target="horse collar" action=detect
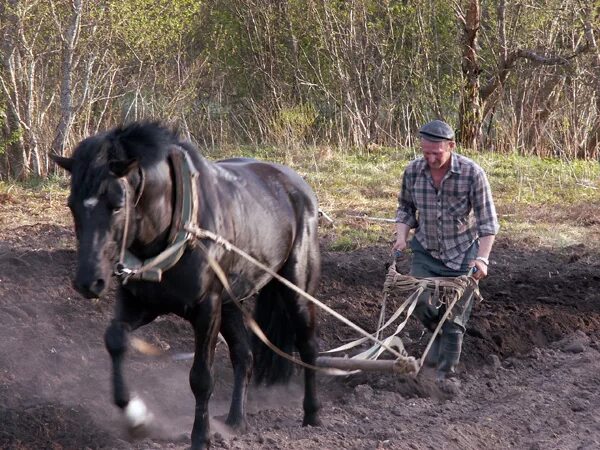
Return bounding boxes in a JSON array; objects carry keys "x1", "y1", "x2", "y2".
[{"x1": 115, "y1": 146, "x2": 199, "y2": 284}]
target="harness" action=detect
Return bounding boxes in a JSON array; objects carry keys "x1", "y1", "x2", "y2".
[{"x1": 114, "y1": 147, "x2": 199, "y2": 284}]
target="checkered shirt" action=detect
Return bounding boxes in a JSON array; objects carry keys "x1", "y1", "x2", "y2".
[{"x1": 395, "y1": 152, "x2": 499, "y2": 270}]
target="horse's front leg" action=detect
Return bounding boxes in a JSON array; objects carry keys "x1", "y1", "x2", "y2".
[
  {"x1": 189, "y1": 295, "x2": 221, "y2": 450},
  {"x1": 220, "y1": 301, "x2": 252, "y2": 431},
  {"x1": 104, "y1": 293, "x2": 157, "y2": 430}
]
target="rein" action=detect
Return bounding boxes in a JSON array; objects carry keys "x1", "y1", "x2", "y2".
[
  {"x1": 117, "y1": 177, "x2": 131, "y2": 270},
  {"x1": 186, "y1": 226, "x2": 479, "y2": 376},
  {"x1": 186, "y1": 225, "x2": 410, "y2": 374}
]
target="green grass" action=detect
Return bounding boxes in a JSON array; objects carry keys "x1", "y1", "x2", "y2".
[
  {"x1": 4, "y1": 146, "x2": 600, "y2": 252},
  {"x1": 0, "y1": 177, "x2": 71, "y2": 229},
  {"x1": 475, "y1": 151, "x2": 600, "y2": 207},
  {"x1": 271, "y1": 146, "x2": 600, "y2": 252}
]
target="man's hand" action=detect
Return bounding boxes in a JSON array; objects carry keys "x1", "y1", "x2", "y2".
[
  {"x1": 392, "y1": 238, "x2": 407, "y2": 256},
  {"x1": 468, "y1": 259, "x2": 488, "y2": 280},
  {"x1": 393, "y1": 222, "x2": 411, "y2": 257}
]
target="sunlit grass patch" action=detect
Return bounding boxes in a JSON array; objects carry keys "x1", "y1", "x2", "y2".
[
  {"x1": 500, "y1": 220, "x2": 598, "y2": 250},
  {"x1": 0, "y1": 177, "x2": 70, "y2": 229},
  {"x1": 474, "y1": 151, "x2": 600, "y2": 208},
  {"x1": 306, "y1": 147, "x2": 600, "y2": 251},
  {"x1": 326, "y1": 222, "x2": 391, "y2": 252},
  {"x1": 4, "y1": 145, "x2": 600, "y2": 252}
]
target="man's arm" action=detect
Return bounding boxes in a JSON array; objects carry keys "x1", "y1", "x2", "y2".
[
  {"x1": 477, "y1": 234, "x2": 495, "y2": 260},
  {"x1": 393, "y1": 222, "x2": 411, "y2": 253},
  {"x1": 468, "y1": 167, "x2": 499, "y2": 279},
  {"x1": 471, "y1": 168, "x2": 500, "y2": 237},
  {"x1": 393, "y1": 168, "x2": 417, "y2": 254},
  {"x1": 469, "y1": 233, "x2": 496, "y2": 280}
]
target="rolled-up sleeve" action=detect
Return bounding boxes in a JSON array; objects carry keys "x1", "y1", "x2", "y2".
[
  {"x1": 471, "y1": 168, "x2": 499, "y2": 236},
  {"x1": 396, "y1": 172, "x2": 418, "y2": 228}
]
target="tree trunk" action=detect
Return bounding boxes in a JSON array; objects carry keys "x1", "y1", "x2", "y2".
[
  {"x1": 584, "y1": 21, "x2": 600, "y2": 159},
  {"x1": 51, "y1": 0, "x2": 83, "y2": 158},
  {"x1": 0, "y1": 0, "x2": 27, "y2": 179},
  {"x1": 3, "y1": 104, "x2": 27, "y2": 179},
  {"x1": 457, "y1": 0, "x2": 482, "y2": 150}
]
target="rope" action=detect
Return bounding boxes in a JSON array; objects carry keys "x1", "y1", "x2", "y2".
[
  {"x1": 324, "y1": 264, "x2": 480, "y2": 374},
  {"x1": 185, "y1": 225, "x2": 406, "y2": 361},
  {"x1": 379, "y1": 266, "x2": 480, "y2": 374},
  {"x1": 182, "y1": 225, "x2": 478, "y2": 377},
  {"x1": 383, "y1": 269, "x2": 480, "y2": 305},
  {"x1": 193, "y1": 240, "x2": 344, "y2": 375}
]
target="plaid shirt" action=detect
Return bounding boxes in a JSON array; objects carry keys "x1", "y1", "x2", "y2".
[{"x1": 396, "y1": 152, "x2": 499, "y2": 270}]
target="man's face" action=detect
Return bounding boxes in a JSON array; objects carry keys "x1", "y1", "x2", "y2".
[{"x1": 421, "y1": 139, "x2": 454, "y2": 170}]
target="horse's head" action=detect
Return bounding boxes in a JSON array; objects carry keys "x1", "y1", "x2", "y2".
[
  {"x1": 53, "y1": 138, "x2": 142, "y2": 298},
  {"x1": 54, "y1": 122, "x2": 188, "y2": 298}
]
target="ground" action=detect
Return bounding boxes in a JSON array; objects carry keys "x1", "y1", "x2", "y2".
[{"x1": 1, "y1": 223, "x2": 600, "y2": 450}]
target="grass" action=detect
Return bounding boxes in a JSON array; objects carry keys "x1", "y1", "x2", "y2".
[
  {"x1": 0, "y1": 176, "x2": 71, "y2": 229},
  {"x1": 469, "y1": 151, "x2": 600, "y2": 251},
  {"x1": 3, "y1": 146, "x2": 600, "y2": 252},
  {"x1": 261, "y1": 145, "x2": 600, "y2": 252}
]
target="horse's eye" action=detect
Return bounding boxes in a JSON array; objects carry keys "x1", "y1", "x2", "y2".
[{"x1": 107, "y1": 186, "x2": 125, "y2": 214}]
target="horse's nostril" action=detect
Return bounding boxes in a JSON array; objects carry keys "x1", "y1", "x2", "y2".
[
  {"x1": 74, "y1": 276, "x2": 106, "y2": 299},
  {"x1": 89, "y1": 279, "x2": 106, "y2": 297}
]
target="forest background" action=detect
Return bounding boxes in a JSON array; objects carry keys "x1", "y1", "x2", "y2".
[{"x1": 0, "y1": 0, "x2": 599, "y2": 180}]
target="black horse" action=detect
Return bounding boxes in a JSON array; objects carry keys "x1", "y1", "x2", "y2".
[{"x1": 52, "y1": 121, "x2": 321, "y2": 449}]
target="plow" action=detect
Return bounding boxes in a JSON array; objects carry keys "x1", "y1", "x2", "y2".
[
  {"x1": 183, "y1": 225, "x2": 480, "y2": 378},
  {"x1": 128, "y1": 223, "x2": 480, "y2": 379},
  {"x1": 132, "y1": 257, "x2": 479, "y2": 379},
  {"x1": 314, "y1": 262, "x2": 480, "y2": 377}
]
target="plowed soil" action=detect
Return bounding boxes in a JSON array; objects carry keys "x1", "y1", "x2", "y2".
[{"x1": 1, "y1": 223, "x2": 600, "y2": 450}]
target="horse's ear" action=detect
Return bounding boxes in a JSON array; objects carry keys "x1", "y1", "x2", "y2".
[
  {"x1": 50, "y1": 154, "x2": 74, "y2": 173},
  {"x1": 109, "y1": 158, "x2": 139, "y2": 178}
]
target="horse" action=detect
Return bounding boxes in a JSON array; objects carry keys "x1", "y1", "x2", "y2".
[{"x1": 52, "y1": 121, "x2": 322, "y2": 450}]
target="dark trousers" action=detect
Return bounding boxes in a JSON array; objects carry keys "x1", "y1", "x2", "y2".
[
  {"x1": 409, "y1": 238, "x2": 478, "y2": 377},
  {"x1": 409, "y1": 238, "x2": 476, "y2": 332}
]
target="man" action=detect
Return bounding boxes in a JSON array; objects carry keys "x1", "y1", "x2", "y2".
[{"x1": 392, "y1": 119, "x2": 499, "y2": 383}]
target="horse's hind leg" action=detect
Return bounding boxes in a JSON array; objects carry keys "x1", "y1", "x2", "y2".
[
  {"x1": 289, "y1": 298, "x2": 321, "y2": 427},
  {"x1": 219, "y1": 301, "x2": 252, "y2": 431},
  {"x1": 104, "y1": 292, "x2": 157, "y2": 428},
  {"x1": 281, "y1": 237, "x2": 321, "y2": 427}
]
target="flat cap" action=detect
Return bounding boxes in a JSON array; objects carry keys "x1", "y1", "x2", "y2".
[{"x1": 419, "y1": 120, "x2": 455, "y2": 142}]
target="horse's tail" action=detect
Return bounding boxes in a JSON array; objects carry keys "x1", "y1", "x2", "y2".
[{"x1": 252, "y1": 281, "x2": 296, "y2": 385}]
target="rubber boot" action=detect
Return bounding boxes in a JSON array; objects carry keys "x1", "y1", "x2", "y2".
[{"x1": 436, "y1": 328, "x2": 463, "y2": 381}]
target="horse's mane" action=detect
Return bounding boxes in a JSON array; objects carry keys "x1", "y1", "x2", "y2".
[
  {"x1": 71, "y1": 121, "x2": 185, "y2": 194},
  {"x1": 78, "y1": 121, "x2": 182, "y2": 166}
]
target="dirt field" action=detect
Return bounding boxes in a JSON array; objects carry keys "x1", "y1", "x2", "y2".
[{"x1": 2, "y1": 222, "x2": 600, "y2": 450}]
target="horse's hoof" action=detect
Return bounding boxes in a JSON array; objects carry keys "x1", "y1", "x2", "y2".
[
  {"x1": 213, "y1": 413, "x2": 248, "y2": 434},
  {"x1": 225, "y1": 417, "x2": 248, "y2": 434},
  {"x1": 302, "y1": 415, "x2": 322, "y2": 427},
  {"x1": 124, "y1": 396, "x2": 154, "y2": 431}
]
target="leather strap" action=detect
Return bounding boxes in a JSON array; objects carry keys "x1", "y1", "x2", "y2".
[{"x1": 115, "y1": 146, "x2": 199, "y2": 284}]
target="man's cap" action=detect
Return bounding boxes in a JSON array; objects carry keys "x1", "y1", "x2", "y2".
[{"x1": 419, "y1": 120, "x2": 455, "y2": 142}]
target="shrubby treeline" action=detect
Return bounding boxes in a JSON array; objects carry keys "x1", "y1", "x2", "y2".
[{"x1": 0, "y1": 0, "x2": 598, "y2": 179}]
